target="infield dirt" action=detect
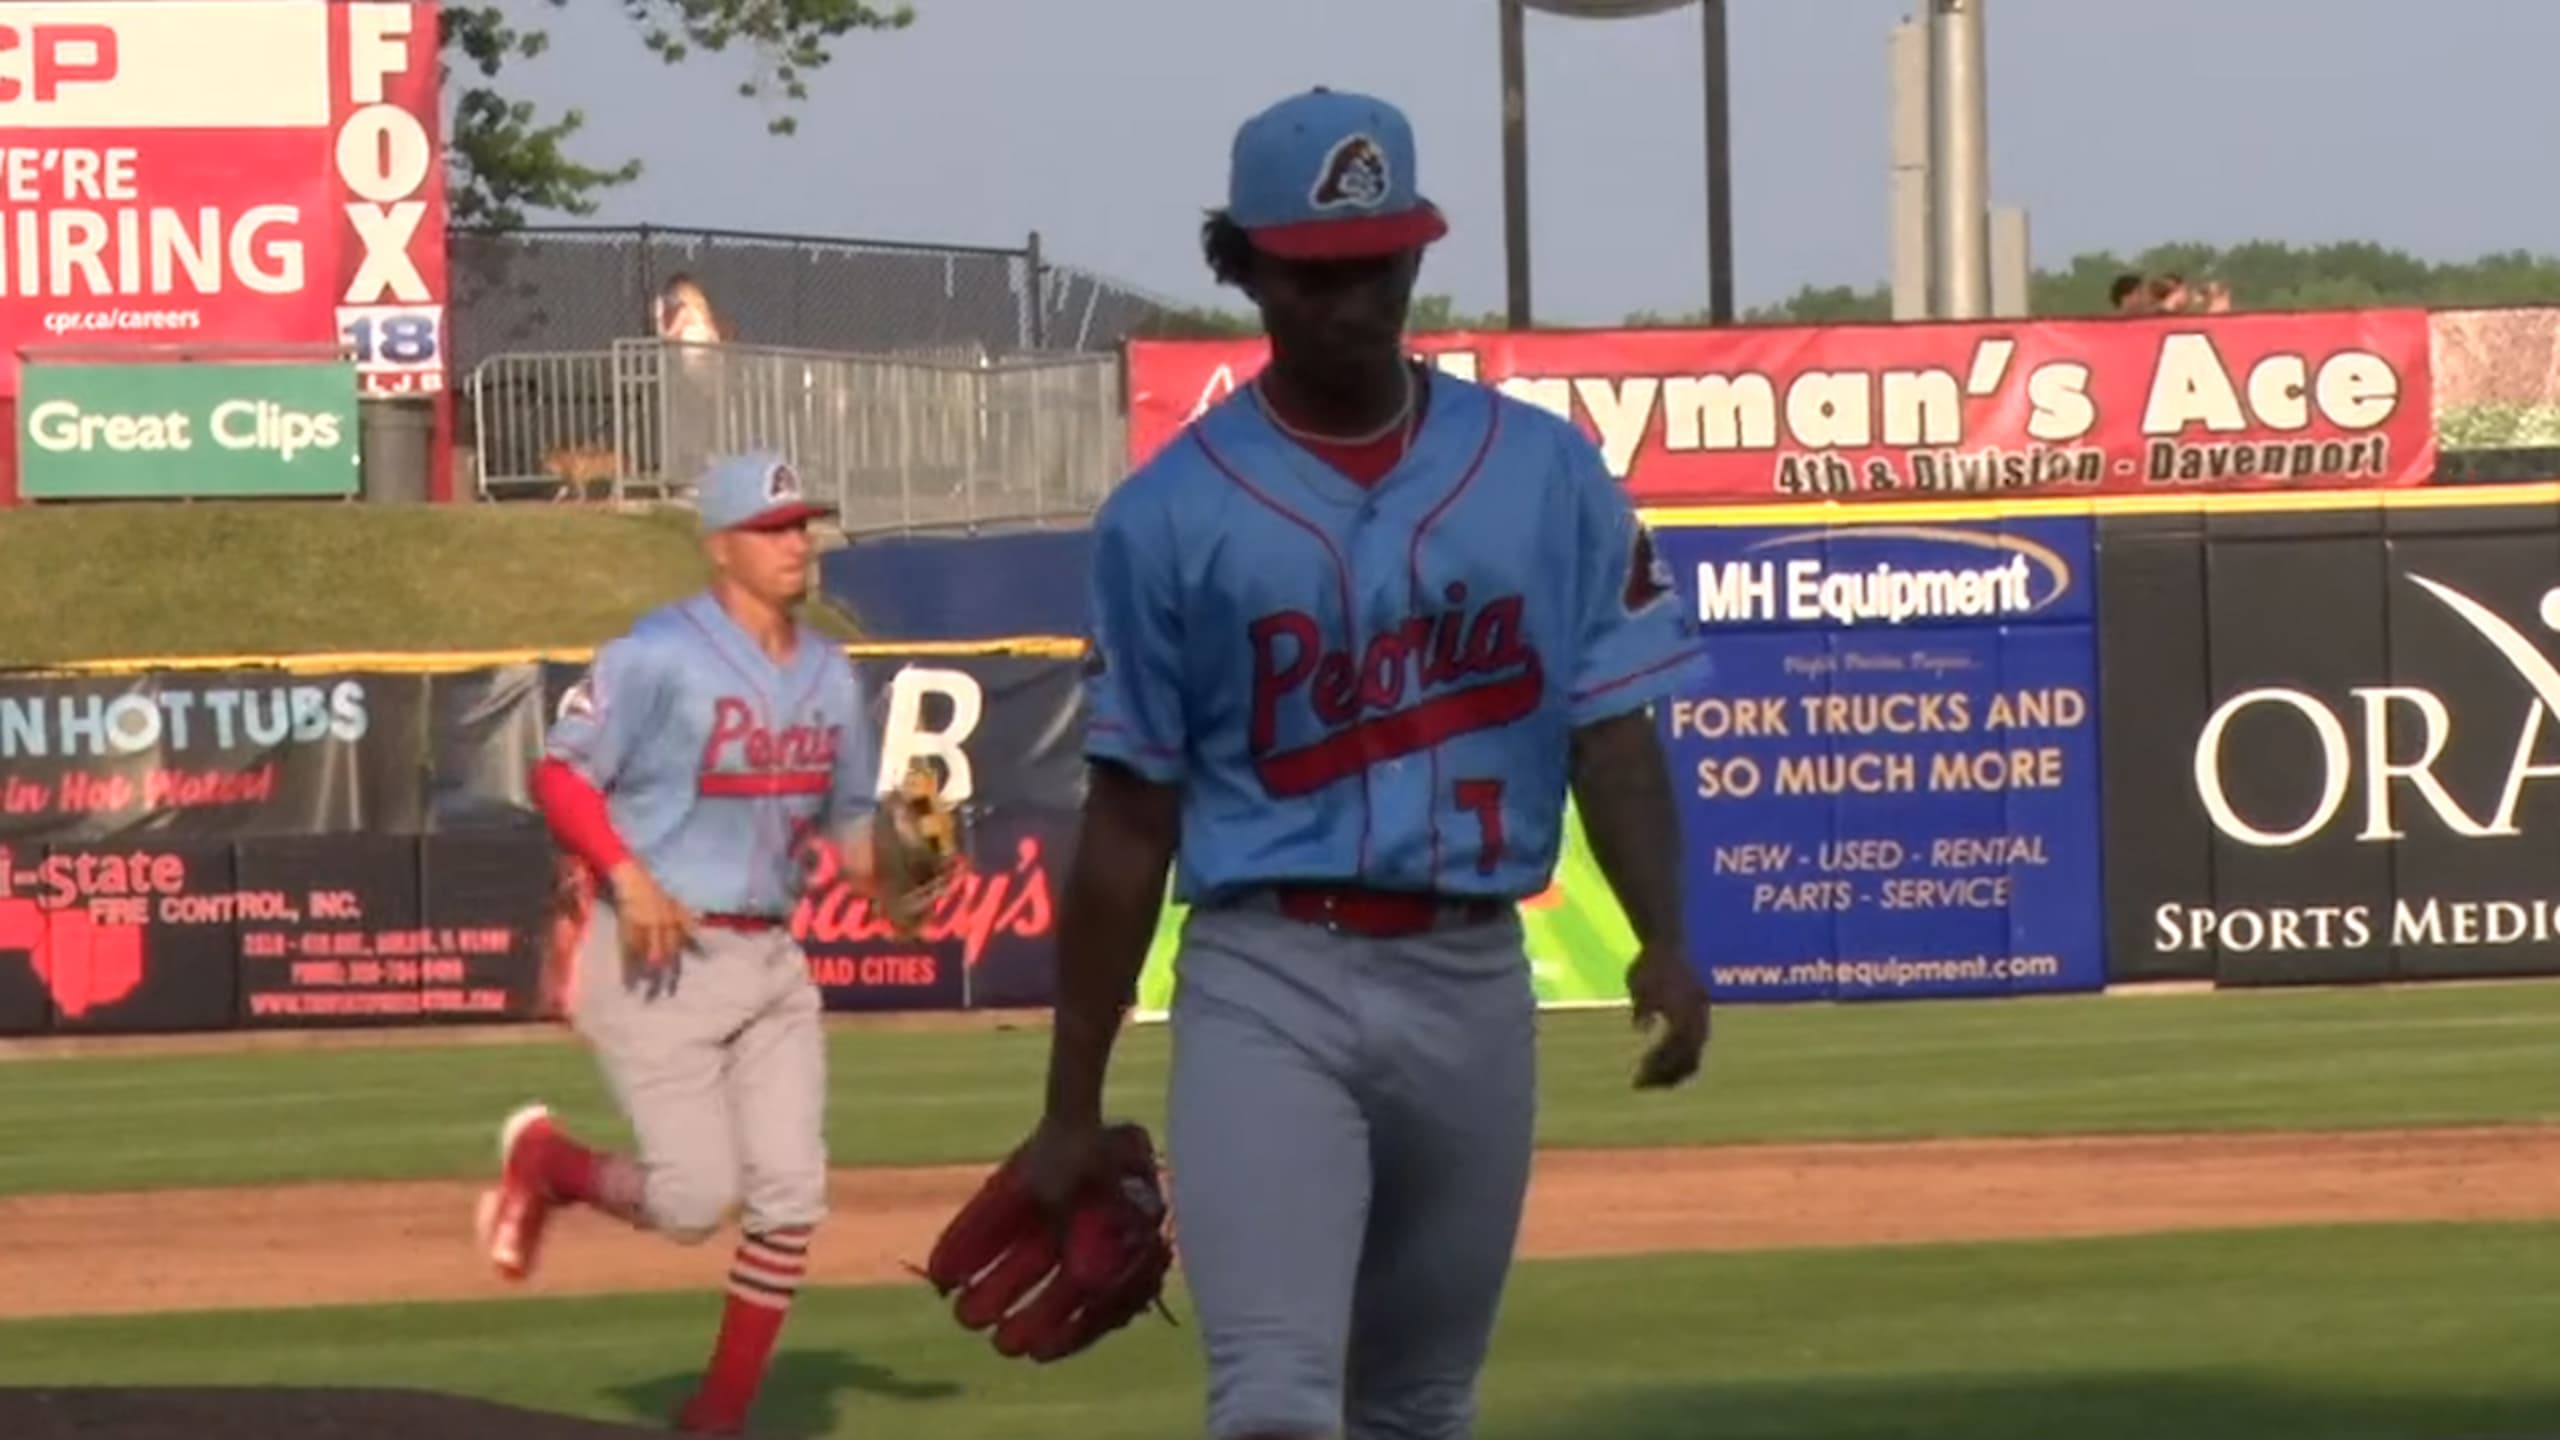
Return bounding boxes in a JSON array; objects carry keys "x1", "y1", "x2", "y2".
[{"x1": 4, "y1": 1126, "x2": 2555, "y2": 1321}]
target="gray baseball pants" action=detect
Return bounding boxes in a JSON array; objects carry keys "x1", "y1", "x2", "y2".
[{"x1": 1166, "y1": 900, "x2": 1539, "y2": 1440}]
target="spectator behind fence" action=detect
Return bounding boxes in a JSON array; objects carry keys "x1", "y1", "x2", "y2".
[
  {"x1": 657, "y1": 273, "x2": 727, "y2": 489},
  {"x1": 657, "y1": 273, "x2": 725, "y2": 344},
  {"x1": 2111, "y1": 273, "x2": 2155, "y2": 315}
]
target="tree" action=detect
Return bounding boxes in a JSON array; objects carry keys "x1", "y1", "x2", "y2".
[
  {"x1": 1700, "y1": 241, "x2": 2560, "y2": 327},
  {"x1": 1122, "y1": 304, "x2": 1259, "y2": 341},
  {"x1": 442, "y1": 1, "x2": 916, "y2": 230},
  {"x1": 1123, "y1": 293, "x2": 1517, "y2": 341},
  {"x1": 1123, "y1": 241, "x2": 2560, "y2": 342},
  {"x1": 1406, "y1": 294, "x2": 1514, "y2": 332}
]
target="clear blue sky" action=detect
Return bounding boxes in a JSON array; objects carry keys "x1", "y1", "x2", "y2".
[{"x1": 484, "y1": 0, "x2": 2558, "y2": 324}]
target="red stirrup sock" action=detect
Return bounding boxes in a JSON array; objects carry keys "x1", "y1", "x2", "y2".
[
  {"x1": 533, "y1": 1123, "x2": 647, "y2": 1226},
  {"x1": 685, "y1": 1226, "x2": 813, "y2": 1426}
]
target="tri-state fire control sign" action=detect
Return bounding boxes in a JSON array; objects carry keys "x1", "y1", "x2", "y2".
[
  {"x1": 0, "y1": 1, "x2": 448, "y2": 400},
  {"x1": 17, "y1": 360, "x2": 359, "y2": 498}
]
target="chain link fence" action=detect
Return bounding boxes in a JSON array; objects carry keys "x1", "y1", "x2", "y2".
[
  {"x1": 449, "y1": 223, "x2": 1184, "y2": 371},
  {"x1": 451, "y1": 223, "x2": 1190, "y2": 531}
]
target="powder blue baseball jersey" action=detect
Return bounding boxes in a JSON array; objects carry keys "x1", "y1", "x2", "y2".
[
  {"x1": 1083, "y1": 370, "x2": 1709, "y2": 904},
  {"x1": 549, "y1": 592, "x2": 879, "y2": 917}
]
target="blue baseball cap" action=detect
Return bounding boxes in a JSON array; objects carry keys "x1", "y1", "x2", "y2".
[
  {"x1": 694, "y1": 451, "x2": 835, "y2": 533},
  {"x1": 1227, "y1": 87, "x2": 1448, "y2": 260}
]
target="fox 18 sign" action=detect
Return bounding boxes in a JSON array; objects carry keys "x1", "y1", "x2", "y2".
[{"x1": 1648, "y1": 515, "x2": 2107, "y2": 1003}]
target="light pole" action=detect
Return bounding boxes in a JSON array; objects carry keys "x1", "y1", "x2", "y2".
[
  {"x1": 1928, "y1": 0, "x2": 1990, "y2": 318},
  {"x1": 1513, "y1": 0, "x2": 1733, "y2": 326},
  {"x1": 1500, "y1": 0, "x2": 1533, "y2": 328}
]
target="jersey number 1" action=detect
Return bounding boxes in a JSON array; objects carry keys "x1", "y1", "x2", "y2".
[{"x1": 1455, "y1": 778, "x2": 1506, "y2": 876}]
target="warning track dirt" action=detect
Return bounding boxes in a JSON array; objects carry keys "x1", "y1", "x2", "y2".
[{"x1": 1, "y1": 1126, "x2": 2553, "y2": 1320}]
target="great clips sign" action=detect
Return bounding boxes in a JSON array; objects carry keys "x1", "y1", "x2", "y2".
[
  {"x1": 1126, "y1": 309, "x2": 2435, "y2": 504},
  {"x1": 0, "y1": 2, "x2": 450, "y2": 397}
]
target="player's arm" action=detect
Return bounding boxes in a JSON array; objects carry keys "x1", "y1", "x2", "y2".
[
  {"x1": 536, "y1": 635, "x2": 655, "y2": 873},
  {"x1": 1043, "y1": 759, "x2": 1181, "y2": 1129},
  {"x1": 539, "y1": 636, "x2": 691, "y2": 964},
  {"x1": 1041, "y1": 489, "x2": 1188, "y2": 1133},
  {"x1": 1554, "y1": 426, "x2": 1714, "y2": 1087},
  {"x1": 821, "y1": 653, "x2": 884, "y2": 898},
  {"x1": 1569, "y1": 714, "x2": 1686, "y2": 963}
]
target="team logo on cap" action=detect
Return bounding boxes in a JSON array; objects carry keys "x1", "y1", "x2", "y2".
[
  {"x1": 766, "y1": 462, "x2": 802, "y2": 501},
  {"x1": 1310, "y1": 133, "x2": 1390, "y2": 211}
]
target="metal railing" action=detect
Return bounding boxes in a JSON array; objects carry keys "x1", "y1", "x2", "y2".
[
  {"x1": 468, "y1": 338, "x2": 1128, "y2": 533},
  {"x1": 448, "y1": 223, "x2": 1192, "y2": 374}
]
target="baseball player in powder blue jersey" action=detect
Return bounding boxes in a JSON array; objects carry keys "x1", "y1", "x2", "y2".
[
  {"x1": 478, "y1": 452, "x2": 889, "y2": 1436},
  {"x1": 1013, "y1": 88, "x2": 1715, "y2": 1439}
]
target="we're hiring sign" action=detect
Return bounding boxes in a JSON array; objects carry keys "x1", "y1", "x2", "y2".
[{"x1": 0, "y1": 1, "x2": 450, "y2": 398}]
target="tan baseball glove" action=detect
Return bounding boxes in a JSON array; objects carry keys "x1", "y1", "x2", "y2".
[{"x1": 872, "y1": 759, "x2": 962, "y2": 936}]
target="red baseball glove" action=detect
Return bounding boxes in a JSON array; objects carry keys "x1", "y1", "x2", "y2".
[{"x1": 918, "y1": 1123, "x2": 1177, "y2": 1363}]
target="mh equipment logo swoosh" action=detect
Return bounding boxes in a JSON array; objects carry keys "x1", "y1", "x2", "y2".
[{"x1": 1700, "y1": 525, "x2": 2075, "y2": 627}]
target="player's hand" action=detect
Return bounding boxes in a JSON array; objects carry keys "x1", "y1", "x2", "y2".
[
  {"x1": 1015, "y1": 1113, "x2": 1114, "y2": 1226},
  {"x1": 609, "y1": 860, "x2": 694, "y2": 971},
  {"x1": 1626, "y1": 944, "x2": 1710, "y2": 1090}
]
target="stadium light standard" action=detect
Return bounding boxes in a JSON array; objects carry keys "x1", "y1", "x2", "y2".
[
  {"x1": 1508, "y1": 0, "x2": 1733, "y2": 328},
  {"x1": 1928, "y1": 0, "x2": 1991, "y2": 318}
]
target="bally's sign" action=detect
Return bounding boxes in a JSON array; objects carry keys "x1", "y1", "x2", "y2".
[{"x1": 1654, "y1": 516, "x2": 2095, "y2": 632}]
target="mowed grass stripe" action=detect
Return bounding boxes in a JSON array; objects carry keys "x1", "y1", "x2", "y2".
[
  {"x1": 0, "y1": 1223, "x2": 2552, "y2": 1439},
  {"x1": 5, "y1": 982, "x2": 2556, "y2": 1197}
]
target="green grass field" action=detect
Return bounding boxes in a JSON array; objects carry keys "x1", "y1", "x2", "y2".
[
  {"x1": 4, "y1": 983, "x2": 2552, "y2": 1197},
  {"x1": 0, "y1": 502, "x2": 859, "y2": 666},
  {"x1": 3, "y1": 1225, "x2": 2554, "y2": 1439},
  {"x1": 3, "y1": 984, "x2": 2554, "y2": 1438}
]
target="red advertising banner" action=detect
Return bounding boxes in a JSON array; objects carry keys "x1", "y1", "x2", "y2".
[
  {"x1": 1126, "y1": 309, "x2": 2438, "y2": 503},
  {"x1": 0, "y1": 1, "x2": 449, "y2": 399}
]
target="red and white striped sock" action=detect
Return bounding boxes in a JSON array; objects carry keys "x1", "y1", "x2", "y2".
[{"x1": 689, "y1": 1226, "x2": 812, "y2": 1424}]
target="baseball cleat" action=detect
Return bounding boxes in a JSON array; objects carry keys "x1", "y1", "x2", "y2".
[{"x1": 476, "y1": 1102, "x2": 558, "y2": 1282}]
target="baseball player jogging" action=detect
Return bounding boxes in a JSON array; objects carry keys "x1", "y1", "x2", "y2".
[
  {"x1": 476, "y1": 452, "x2": 957, "y2": 1436},
  {"x1": 972, "y1": 87, "x2": 1716, "y2": 1439}
]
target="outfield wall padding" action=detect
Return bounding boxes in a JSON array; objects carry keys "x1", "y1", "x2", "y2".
[
  {"x1": 817, "y1": 530, "x2": 1095, "y2": 643},
  {"x1": 2092, "y1": 496, "x2": 2560, "y2": 988}
]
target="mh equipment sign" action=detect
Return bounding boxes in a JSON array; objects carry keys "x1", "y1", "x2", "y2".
[{"x1": 0, "y1": 1, "x2": 449, "y2": 399}]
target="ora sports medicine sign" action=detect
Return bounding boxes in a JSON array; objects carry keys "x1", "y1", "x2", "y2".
[
  {"x1": 18, "y1": 360, "x2": 357, "y2": 497},
  {"x1": 2121, "y1": 518, "x2": 2560, "y2": 985}
]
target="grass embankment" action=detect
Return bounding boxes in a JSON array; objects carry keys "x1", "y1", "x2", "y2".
[
  {"x1": 0, "y1": 502, "x2": 859, "y2": 666},
  {"x1": 0, "y1": 1224, "x2": 2552, "y2": 1440},
  {"x1": 4, "y1": 982, "x2": 2554, "y2": 1197}
]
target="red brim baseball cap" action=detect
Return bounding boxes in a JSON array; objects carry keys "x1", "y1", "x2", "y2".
[
  {"x1": 731, "y1": 500, "x2": 836, "y2": 531},
  {"x1": 1229, "y1": 88, "x2": 1448, "y2": 262},
  {"x1": 696, "y1": 452, "x2": 836, "y2": 533},
  {"x1": 1248, "y1": 201, "x2": 1450, "y2": 261}
]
